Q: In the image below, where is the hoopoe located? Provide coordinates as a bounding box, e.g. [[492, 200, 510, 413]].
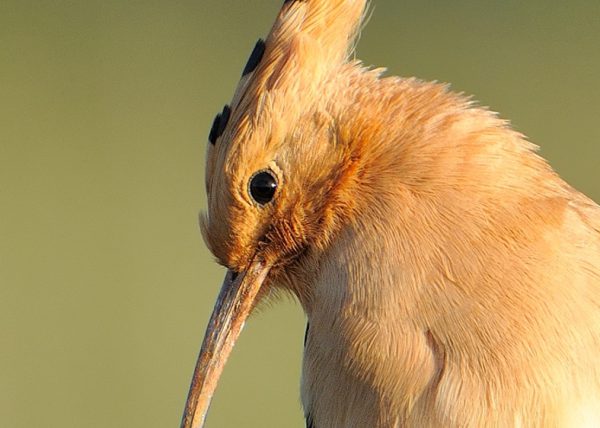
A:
[[182, 1, 600, 427]]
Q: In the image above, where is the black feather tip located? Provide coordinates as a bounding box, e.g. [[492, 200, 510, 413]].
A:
[[217, 105, 231, 137], [208, 104, 231, 145], [208, 112, 222, 145], [242, 39, 266, 77]]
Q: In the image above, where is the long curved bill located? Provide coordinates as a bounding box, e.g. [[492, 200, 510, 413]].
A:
[[180, 257, 271, 428]]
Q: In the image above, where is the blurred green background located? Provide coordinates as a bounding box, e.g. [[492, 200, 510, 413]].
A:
[[1, 1, 598, 427]]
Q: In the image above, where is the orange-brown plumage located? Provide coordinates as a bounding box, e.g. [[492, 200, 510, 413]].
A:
[[184, 1, 600, 427]]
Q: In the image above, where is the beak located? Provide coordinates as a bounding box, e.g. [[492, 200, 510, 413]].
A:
[[180, 257, 271, 428]]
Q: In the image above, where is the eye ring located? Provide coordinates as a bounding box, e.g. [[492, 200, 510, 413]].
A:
[[248, 169, 278, 206]]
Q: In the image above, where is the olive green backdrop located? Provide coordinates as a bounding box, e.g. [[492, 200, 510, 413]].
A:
[[1, 1, 599, 427]]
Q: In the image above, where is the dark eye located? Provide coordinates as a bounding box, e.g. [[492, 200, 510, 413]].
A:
[[249, 170, 278, 205]]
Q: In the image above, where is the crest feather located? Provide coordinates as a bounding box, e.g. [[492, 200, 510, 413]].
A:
[[230, 0, 367, 119]]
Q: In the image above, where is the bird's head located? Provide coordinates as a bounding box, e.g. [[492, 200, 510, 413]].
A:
[[202, 0, 368, 283], [182, 1, 370, 426]]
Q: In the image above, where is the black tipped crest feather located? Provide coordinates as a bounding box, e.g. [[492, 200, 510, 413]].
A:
[[208, 105, 231, 145], [217, 105, 231, 137], [208, 112, 221, 145], [242, 39, 266, 77]]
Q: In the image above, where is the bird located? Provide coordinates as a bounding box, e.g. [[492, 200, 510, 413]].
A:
[[181, 0, 600, 427]]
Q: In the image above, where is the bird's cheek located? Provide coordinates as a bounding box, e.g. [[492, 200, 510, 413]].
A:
[[262, 217, 308, 262]]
